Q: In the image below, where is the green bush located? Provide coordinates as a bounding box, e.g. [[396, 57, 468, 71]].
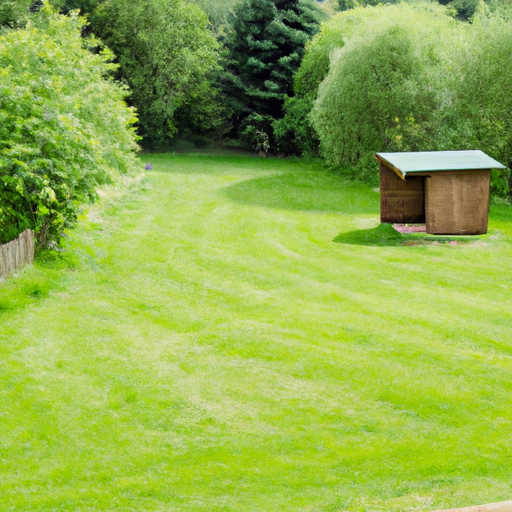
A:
[[277, 5, 416, 155], [448, 0, 480, 19], [387, 3, 510, 195], [307, 2, 511, 195], [310, 3, 458, 184], [0, 0, 32, 28], [90, 0, 224, 147], [443, 8, 512, 194], [0, 3, 139, 247]]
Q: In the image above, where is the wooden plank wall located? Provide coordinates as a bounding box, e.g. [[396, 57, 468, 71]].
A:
[[0, 229, 35, 278], [380, 163, 425, 224], [425, 170, 490, 235]]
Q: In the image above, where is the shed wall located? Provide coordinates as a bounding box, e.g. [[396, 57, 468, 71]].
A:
[[379, 163, 425, 224], [425, 171, 490, 234]]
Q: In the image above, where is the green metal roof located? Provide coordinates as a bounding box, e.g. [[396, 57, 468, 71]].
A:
[[375, 150, 506, 179]]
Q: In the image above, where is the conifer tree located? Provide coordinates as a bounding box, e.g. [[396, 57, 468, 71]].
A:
[[222, 0, 323, 151]]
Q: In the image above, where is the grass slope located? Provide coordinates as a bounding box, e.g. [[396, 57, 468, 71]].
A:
[[1, 154, 512, 512]]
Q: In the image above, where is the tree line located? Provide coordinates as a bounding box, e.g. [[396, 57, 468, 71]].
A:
[[0, 0, 510, 248]]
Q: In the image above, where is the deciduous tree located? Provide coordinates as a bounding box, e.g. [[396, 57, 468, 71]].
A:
[[0, 4, 138, 247], [90, 0, 224, 147]]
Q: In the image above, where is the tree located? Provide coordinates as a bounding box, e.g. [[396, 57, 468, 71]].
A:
[[444, 7, 512, 195], [275, 5, 379, 155], [338, 0, 501, 22], [222, 0, 323, 151], [90, 0, 224, 147], [50, 0, 105, 15], [310, 3, 459, 183], [0, 4, 138, 247], [337, 0, 398, 11], [0, 0, 32, 27]]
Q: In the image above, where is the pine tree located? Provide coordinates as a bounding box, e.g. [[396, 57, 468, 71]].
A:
[[222, 0, 323, 150]]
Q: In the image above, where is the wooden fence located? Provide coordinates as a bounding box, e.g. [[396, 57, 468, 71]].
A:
[[0, 229, 35, 278]]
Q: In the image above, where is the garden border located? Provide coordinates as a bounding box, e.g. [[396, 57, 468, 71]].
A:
[[430, 500, 512, 512], [0, 229, 35, 278]]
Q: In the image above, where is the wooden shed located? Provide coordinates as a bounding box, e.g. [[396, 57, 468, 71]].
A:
[[375, 150, 506, 235]]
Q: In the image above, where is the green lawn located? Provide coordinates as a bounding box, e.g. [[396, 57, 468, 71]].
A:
[[1, 154, 512, 512]]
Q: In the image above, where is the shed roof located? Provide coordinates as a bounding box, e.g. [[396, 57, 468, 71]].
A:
[[375, 150, 506, 179]]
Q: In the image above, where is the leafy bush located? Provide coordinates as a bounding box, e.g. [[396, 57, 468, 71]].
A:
[[443, 8, 512, 194], [50, 0, 104, 14], [0, 4, 139, 247], [90, 0, 224, 147], [307, 2, 511, 195], [277, 5, 405, 155], [448, 0, 480, 19], [337, 0, 399, 11], [310, 3, 458, 184], [0, 0, 32, 27], [240, 113, 275, 153], [273, 94, 320, 155]]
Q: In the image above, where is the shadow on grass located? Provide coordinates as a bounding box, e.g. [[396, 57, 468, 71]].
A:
[[334, 224, 404, 246], [221, 170, 379, 214], [334, 224, 484, 247], [144, 153, 380, 214]]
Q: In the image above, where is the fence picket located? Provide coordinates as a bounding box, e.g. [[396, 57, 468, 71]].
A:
[[0, 230, 35, 278]]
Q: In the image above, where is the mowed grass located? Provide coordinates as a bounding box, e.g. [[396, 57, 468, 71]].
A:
[[1, 154, 512, 512]]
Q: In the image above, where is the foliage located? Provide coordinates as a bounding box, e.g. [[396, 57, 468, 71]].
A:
[[276, 5, 386, 155], [222, 0, 323, 151], [310, 3, 457, 184], [307, 2, 511, 195], [443, 8, 512, 194], [337, 0, 491, 21], [90, 0, 224, 147], [185, 0, 236, 34], [0, 3, 139, 247], [240, 113, 275, 152], [385, 3, 512, 195], [448, 0, 480, 19], [273, 94, 320, 155], [337, 0, 398, 11], [0, 0, 32, 27], [51, 0, 104, 13]]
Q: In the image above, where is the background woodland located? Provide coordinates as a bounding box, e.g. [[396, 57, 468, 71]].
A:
[[0, 0, 511, 247]]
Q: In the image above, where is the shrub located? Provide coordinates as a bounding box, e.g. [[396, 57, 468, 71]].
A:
[[310, 3, 459, 184], [90, 0, 224, 147], [240, 113, 275, 153], [443, 8, 512, 194], [277, 5, 415, 155], [0, 3, 139, 247], [0, 0, 32, 28]]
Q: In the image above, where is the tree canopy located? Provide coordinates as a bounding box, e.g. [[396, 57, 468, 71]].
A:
[[307, 2, 511, 194], [90, 0, 224, 147], [222, 0, 323, 151]]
